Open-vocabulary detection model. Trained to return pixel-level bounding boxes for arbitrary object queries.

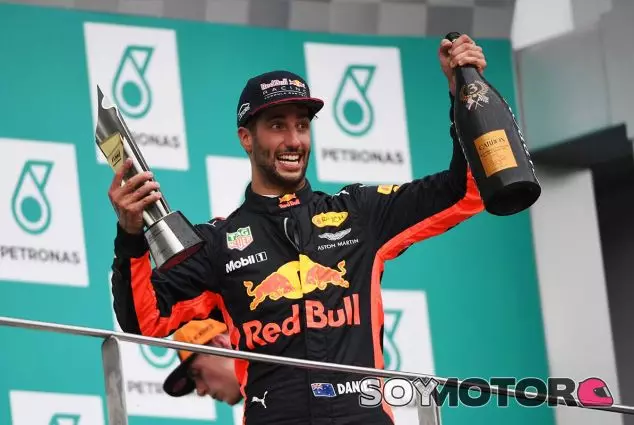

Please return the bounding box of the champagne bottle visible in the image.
[446,32,541,216]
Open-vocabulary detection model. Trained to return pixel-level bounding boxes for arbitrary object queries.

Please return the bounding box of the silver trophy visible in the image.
[95,85,204,270]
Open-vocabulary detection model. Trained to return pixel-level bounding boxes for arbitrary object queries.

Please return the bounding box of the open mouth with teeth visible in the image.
[276,152,303,172]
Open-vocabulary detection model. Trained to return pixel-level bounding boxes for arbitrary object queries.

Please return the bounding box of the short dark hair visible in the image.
[242,112,261,136]
[245,118,257,134]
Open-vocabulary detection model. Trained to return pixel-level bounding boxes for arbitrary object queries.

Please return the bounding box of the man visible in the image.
[109,34,487,424]
[162,318,242,406]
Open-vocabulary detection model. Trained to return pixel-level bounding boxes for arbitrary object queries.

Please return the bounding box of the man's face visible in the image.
[248,103,312,192]
[189,353,242,405]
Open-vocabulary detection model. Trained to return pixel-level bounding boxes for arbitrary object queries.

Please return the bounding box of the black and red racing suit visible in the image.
[110,96,484,424]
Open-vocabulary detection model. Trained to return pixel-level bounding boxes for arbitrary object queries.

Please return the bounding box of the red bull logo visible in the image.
[243,255,349,311]
[289,79,306,88]
[278,193,300,209]
[243,294,361,349]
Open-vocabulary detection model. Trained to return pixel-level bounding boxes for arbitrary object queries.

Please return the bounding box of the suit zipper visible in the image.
[283,217,300,252]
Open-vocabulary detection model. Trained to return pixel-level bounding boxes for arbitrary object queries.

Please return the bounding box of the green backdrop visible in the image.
[0,3,552,425]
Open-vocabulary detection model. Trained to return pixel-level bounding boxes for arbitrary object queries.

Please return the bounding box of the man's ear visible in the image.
[210,333,232,349]
[238,127,253,155]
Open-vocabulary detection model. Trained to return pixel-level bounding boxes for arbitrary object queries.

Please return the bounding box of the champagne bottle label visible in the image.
[460,80,490,111]
[474,129,518,177]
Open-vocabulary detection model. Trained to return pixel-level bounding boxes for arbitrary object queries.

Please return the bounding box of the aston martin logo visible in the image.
[318,228,352,241]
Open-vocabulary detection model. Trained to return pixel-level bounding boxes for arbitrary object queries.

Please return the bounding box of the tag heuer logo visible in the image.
[227,226,254,251]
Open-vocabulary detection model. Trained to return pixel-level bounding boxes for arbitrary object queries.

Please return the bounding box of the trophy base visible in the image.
[145,211,205,271]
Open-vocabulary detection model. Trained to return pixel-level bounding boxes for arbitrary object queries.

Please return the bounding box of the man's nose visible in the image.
[285,128,302,148]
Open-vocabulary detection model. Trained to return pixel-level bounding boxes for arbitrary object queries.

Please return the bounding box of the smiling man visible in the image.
[109,34,488,425]
[235,73,321,197]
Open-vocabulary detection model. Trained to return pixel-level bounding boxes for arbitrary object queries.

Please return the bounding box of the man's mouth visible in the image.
[276,153,302,172]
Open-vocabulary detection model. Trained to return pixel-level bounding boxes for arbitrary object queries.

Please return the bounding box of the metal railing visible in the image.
[1,315,633,425]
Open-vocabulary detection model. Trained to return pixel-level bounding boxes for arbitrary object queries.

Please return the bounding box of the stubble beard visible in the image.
[252,136,309,193]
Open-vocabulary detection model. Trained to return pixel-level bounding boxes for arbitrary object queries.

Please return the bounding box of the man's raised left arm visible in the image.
[345,34,487,257]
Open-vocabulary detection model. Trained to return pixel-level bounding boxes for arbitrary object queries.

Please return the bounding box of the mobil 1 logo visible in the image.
[226,252,268,273]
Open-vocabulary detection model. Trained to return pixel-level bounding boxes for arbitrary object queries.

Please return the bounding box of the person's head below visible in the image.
[236,70,324,196]
[163,319,242,405]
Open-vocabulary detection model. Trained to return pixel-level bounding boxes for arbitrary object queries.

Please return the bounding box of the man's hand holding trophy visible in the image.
[94,85,204,270]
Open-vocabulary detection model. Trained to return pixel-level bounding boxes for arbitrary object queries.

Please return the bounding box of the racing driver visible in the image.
[109,34,488,424]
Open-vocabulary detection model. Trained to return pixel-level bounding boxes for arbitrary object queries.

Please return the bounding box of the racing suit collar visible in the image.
[244,180,314,213]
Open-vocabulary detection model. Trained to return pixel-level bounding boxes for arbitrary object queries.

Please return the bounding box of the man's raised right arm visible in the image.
[108,159,221,338]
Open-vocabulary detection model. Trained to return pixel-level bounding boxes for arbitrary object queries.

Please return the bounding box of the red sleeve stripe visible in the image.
[370,255,395,423]
[368,169,483,423]
[130,253,218,337]
[380,169,483,261]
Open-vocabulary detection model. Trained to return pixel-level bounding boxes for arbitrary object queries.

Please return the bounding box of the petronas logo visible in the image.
[113,45,154,119]
[334,65,376,137]
[11,160,53,235]
[49,413,80,425]
[140,344,177,369]
[383,309,402,370]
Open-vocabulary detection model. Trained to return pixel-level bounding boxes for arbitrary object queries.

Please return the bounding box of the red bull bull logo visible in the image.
[289,79,306,88]
[303,260,348,291]
[243,294,361,349]
[278,193,300,209]
[243,255,349,311]
[244,261,303,310]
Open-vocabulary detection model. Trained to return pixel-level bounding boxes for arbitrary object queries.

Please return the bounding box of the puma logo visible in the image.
[251,390,268,408]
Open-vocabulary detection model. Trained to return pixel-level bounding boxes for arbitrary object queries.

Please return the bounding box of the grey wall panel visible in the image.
[119,0,163,17]
[289,0,331,31]
[205,0,250,25]
[515,0,634,150]
[0,0,517,39]
[163,0,207,21]
[248,0,291,28]
[570,0,612,28]
[600,0,634,140]
[377,2,428,35]
[529,164,623,425]
[516,25,611,150]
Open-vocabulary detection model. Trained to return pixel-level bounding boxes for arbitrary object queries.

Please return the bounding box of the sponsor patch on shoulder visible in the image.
[226,226,253,250]
[312,211,348,228]
[377,184,399,195]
